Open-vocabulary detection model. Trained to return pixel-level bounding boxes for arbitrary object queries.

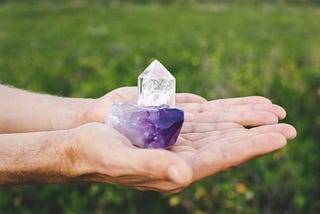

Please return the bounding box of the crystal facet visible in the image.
[105,60,183,149]
[106,103,184,149]
[138,60,175,107]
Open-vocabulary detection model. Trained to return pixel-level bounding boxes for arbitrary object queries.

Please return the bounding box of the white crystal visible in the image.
[138,60,175,107]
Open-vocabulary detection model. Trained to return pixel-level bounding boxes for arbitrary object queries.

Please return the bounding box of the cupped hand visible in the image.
[77,87,296,193]
[70,122,193,193]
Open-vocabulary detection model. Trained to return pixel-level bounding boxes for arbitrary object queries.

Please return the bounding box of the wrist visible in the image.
[48,96,96,130]
[72,97,96,125]
[57,128,93,181]
[29,95,96,131]
[0,130,86,185]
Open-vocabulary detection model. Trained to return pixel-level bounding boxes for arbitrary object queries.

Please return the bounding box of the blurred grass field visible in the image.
[0,1,319,213]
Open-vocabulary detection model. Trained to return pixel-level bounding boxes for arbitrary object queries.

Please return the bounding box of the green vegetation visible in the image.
[0,1,319,213]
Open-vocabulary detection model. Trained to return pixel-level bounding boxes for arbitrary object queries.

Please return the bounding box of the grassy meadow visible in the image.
[0,1,319,213]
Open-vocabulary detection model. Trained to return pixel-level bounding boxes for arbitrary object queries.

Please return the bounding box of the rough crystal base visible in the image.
[106,103,184,149]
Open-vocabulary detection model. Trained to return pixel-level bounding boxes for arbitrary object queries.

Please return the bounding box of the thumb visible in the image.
[129,149,193,186]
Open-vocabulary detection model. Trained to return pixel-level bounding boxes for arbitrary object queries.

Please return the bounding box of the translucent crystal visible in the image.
[105,60,183,149]
[106,103,184,149]
[138,60,175,107]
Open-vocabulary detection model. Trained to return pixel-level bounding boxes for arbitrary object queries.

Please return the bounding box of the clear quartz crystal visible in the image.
[106,60,183,149]
[138,60,175,107]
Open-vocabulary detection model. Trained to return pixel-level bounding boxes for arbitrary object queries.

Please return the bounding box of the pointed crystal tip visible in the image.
[138,60,176,107]
[138,60,174,80]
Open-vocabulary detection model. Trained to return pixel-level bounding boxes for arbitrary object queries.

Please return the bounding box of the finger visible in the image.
[178,96,274,114]
[128,149,193,186]
[193,123,295,149]
[201,96,272,107]
[135,180,185,193]
[192,133,287,181]
[181,122,243,133]
[249,123,297,139]
[176,93,207,103]
[187,111,279,126]
[76,172,183,194]
[225,133,287,167]
[225,124,297,143]
[102,174,184,193]
[201,103,286,120]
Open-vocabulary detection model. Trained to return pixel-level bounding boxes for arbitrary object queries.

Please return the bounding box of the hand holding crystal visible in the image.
[76,86,296,192]
[0,60,296,191]
[68,60,296,192]
[0,87,296,191]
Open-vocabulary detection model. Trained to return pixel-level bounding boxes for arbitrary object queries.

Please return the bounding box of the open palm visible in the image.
[80,87,296,193]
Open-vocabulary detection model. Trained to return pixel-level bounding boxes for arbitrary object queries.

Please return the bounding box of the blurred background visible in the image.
[0,0,319,213]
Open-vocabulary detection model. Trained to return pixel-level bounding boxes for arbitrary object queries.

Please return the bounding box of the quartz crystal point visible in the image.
[106,59,183,149]
[106,103,184,149]
[138,60,175,107]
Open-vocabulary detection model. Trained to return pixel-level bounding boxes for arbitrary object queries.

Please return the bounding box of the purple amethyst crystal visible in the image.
[106,103,184,149]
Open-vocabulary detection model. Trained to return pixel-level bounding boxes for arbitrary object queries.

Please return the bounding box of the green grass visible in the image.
[0,2,319,213]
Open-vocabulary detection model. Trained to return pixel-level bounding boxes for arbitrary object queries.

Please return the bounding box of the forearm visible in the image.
[0,85,94,133]
[0,130,80,184]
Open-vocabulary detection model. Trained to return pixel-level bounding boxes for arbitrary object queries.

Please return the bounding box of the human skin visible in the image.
[0,85,296,193]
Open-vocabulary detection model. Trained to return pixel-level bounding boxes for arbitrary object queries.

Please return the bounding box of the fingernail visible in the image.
[168,165,183,185]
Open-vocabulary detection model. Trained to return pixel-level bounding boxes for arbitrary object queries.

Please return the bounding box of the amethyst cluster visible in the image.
[106,103,184,149]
